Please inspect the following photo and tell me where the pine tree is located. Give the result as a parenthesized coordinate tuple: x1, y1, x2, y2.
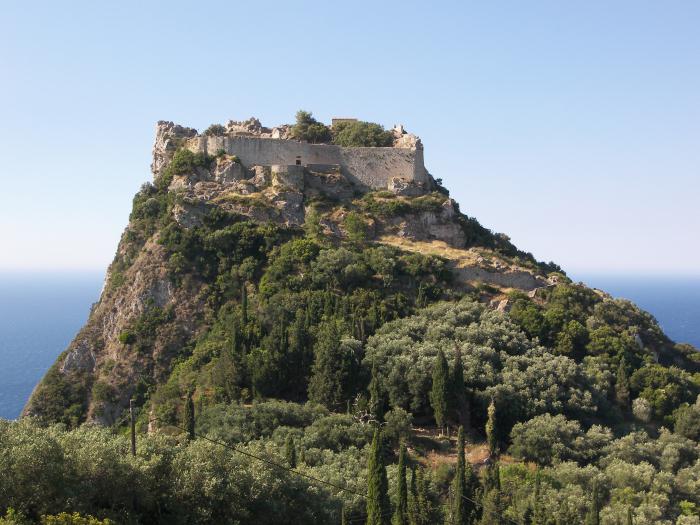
(285, 434, 297, 468)
(392, 444, 408, 525)
(615, 359, 631, 410)
(451, 345, 469, 429)
(183, 388, 195, 441)
(369, 362, 386, 423)
(366, 428, 390, 525)
(584, 479, 600, 525)
(485, 398, 498, 457)
(430, 350, 449, 435)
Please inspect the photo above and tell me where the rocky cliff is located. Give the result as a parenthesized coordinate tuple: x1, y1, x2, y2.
(27, 117, 689, 427)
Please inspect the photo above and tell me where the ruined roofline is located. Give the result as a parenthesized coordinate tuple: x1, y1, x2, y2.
(154, 116, 422, 151)
(151, 117, 430, 191)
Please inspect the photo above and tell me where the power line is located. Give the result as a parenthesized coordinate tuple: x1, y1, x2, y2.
(153, 418, 368, 500)
(151, 417, 520, 525)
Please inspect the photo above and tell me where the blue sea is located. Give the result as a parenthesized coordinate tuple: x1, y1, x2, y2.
(0, 272, 698, 420)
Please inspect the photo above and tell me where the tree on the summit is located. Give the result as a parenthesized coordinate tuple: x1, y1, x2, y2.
(290, 110, 332, 143)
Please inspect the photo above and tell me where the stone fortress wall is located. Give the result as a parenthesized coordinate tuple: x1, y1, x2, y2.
(147, 117, 429, 192)
(185, 135, 427, 190)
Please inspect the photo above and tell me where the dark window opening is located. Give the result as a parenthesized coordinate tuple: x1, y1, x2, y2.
(295, 156, 302, 166)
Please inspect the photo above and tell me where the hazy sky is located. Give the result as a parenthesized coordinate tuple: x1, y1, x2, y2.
(1, 1, 698, 274)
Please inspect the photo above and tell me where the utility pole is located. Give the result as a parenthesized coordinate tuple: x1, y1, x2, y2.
(130, 398, 136, 456)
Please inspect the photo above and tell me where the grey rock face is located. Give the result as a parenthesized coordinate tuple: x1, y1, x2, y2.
(151, 121, 197, 176)
(388, 177, 428, 196)
(213, 157, 248, 183)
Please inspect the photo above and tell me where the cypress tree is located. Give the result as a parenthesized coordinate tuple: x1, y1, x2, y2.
(308, 321, 348, 411)
(430, 350, 449, 435)
(392, 444, 408, 525)
(485, 399, 498, 457)
(452, 345, 469, 429)
(408, 467, 419, 525)
(479, 465, 502, 525)
(615, 359, 631, 410)
(532, 469, 545, 525)
(626, 506, 633, 525)
(285, 434, 297, 468)
(369, 362, 385, 423)
(183, 388, 195, 441)
(410, 466, 431, 525)
(584, 479, 600, 525)
(452, 425, 467, 525)
(366, 428, 390, 525)
(241, 282, 248, 326)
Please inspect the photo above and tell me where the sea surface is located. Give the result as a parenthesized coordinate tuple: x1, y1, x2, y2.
(0, 272, 698, 420)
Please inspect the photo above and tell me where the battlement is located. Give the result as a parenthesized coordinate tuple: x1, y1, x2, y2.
(151, 118, 431, 192)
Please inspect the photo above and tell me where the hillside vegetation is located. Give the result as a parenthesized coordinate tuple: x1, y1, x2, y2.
(6, 115, 700, 525)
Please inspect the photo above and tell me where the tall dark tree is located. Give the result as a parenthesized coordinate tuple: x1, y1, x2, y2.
(430, 350, 449, 435)
(452, 425, 467, 524)
(531, 469, 545, 525)
(479, 465, 502, 525)
(240, 282, 249, 326)
(584, 479, 600, 525)
(366, 428, 390, 525)
(451, 345, 470, 429)
(288, 308, 313, 398)
(183, 388, 195, 441)
(308, 321, 352, 411)
(615, 359, 631, 410)
(369, 362, 386, 423)
(485, 399, 498, 457)
(285, 434, 297, 468)
(408, 466, 431, 525)
(392, 444, 408, 525)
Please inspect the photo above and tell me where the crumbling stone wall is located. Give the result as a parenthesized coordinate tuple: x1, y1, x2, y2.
(185, 135, 428, 190)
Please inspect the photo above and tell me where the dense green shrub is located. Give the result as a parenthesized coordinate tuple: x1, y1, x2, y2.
(332, 120, 393, 147)
(203, 124, 226, 136)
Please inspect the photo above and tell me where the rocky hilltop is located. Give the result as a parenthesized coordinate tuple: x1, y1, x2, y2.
(24, 116, 698, 429)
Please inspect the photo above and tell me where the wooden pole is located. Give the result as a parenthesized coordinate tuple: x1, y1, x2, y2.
(130, 398, 136, 456)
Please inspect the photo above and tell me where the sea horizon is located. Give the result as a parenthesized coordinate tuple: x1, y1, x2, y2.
(0, 270, 698, 420)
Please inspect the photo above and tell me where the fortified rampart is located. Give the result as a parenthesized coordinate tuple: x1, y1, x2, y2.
(151, 118, 430, 192)
(186, 135, 427, 190)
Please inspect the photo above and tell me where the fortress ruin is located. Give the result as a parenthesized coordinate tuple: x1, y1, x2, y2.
(152, 117, 432, 193)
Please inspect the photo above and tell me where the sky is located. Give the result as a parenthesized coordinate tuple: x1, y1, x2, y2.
(0, 1, 698, 274)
